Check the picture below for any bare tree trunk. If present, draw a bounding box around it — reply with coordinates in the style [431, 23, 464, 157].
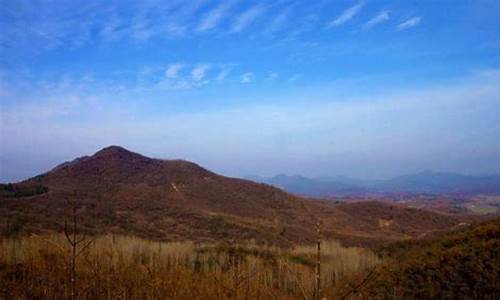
[64, 201, 78, 300]
[64, 199, 94, 300]
[316, 221, 321, 300]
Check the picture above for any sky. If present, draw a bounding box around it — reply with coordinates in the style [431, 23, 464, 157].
[1, 0, 500, 182]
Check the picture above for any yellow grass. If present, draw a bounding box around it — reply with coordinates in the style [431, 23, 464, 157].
[0, 234, 379, 299]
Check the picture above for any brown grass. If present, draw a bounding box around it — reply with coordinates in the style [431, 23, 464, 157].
[0, 234, 379, 299]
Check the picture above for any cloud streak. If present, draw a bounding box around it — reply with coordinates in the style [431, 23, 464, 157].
[0, 1, 206, 54]
[216, 66, 232, 81]
[268, 72, 279, 80]
[165, 63, 184, 79]
[328, 2, 364, 28]
[230, 5, 266, 32]
[138, 63, 231, 91]
[397, 17, 421, 31]
[196, 4, 231, 32]
[191, 64, 210, 81]
[364, 11, 389, 28]
[240, 72, 254, 83]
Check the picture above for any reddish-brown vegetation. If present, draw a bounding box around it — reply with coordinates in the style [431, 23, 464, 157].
[360, 218, 500, 299]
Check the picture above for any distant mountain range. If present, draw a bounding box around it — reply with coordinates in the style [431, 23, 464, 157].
[246, 171, 500, 197]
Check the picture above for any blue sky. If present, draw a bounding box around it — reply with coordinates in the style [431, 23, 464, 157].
[1, 0, 500, 182]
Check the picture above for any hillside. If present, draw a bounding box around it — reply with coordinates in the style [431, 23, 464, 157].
[0, 146, 470, 246]
[359, 218, 500, 299]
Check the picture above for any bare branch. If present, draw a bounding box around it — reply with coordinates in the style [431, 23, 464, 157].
[76, 238, 95, 258]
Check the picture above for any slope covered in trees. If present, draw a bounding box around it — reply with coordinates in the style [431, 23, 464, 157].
[361, 218, 500, 299]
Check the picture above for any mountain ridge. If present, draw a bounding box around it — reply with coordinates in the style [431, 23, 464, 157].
[246, 171, 500, 197]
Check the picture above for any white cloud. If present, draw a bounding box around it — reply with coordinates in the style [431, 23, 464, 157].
[328, 2, 364, 28]
[230, 5, 265, 32]
[165, 24, 187, 36]
[240, 72, 254, 83]
[216, 67, 232, 81]
[155, 63, 213, 90]
[157, 78, 192, 90]
[397, 17, 421, 31]
[197, 4, 230, 32]
[165, 63, 184, 79]
[364, 11, 389, 28]
[191, 64, 210, 81]
[129, 62, 235, 91]
[268, 72, 279, 80]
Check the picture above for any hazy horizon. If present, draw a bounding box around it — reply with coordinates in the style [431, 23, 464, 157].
[1, 0, 500, 182]
[2, 144, 500, 183]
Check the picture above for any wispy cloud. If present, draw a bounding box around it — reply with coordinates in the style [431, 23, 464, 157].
[0, 2, 102, 53]
[268, 72, 279, 80]
[364, 11, 389, 28]
[196, 4, 231, 32]
[397, 17, 421, 31]
[230, 5, 266, 33]
[165, 63, 184, 79]
[157, 78, 192, 90]
[191, 64, 211, 81]
[165, 24, 187, 36]
[149, 63, 229, 91]
[216, 66, 233, 81]
[328, 2, 364, 28]
[0, 1, 206, 54]
[240, 72, 254, 83]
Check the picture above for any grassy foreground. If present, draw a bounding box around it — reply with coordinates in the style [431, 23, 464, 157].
[4, 219, 497, 299]
[0, 234, 378, 299]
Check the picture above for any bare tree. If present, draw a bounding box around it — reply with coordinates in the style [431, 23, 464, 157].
[301, 202, 323, 300]
[64, 199, 94, 300]
[315, 220, 322, 300]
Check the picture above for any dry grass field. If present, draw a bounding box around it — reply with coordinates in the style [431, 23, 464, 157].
[0, 234, 379, 299]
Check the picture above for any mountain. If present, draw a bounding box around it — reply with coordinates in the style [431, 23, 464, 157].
[246, 174, 366, 197]
[0, 146, 473, 246]
[380, 171, 500, 194]
[248, 171, 500, 197]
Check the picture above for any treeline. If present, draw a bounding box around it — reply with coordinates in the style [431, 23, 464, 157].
[361, 218, 500, 299]
[0, 183, 48, 198]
